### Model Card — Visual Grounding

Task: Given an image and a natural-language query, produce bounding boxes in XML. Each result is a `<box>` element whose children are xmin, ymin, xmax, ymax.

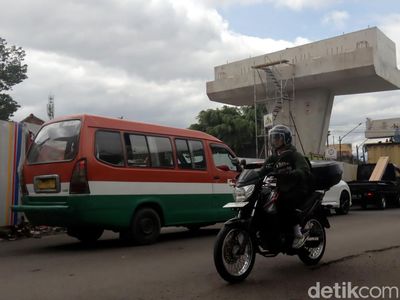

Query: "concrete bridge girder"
<box><xmin>206</xmin><ymin>27</ymin><xmax>400</xmax><ymax>156</ymax></box>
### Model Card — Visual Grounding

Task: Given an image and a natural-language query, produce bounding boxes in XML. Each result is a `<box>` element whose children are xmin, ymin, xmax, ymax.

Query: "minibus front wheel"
<box><xmin>121</xmin><ymin>207</ymin><xmax>161</xmax><ymax>245</ymax></box>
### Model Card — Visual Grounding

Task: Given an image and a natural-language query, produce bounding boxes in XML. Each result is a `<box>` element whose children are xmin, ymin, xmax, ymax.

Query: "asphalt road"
<box><xmin>1</xmin><ymin>208</ymin><xmax>400</xmax><ymax>300</ymax></box>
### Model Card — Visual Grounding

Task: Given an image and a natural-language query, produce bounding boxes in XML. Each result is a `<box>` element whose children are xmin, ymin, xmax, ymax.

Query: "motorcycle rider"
<box><xmin>258</xmin><ymin>125</ymin><xmax>313</xmax><ymax>248</ymax></box>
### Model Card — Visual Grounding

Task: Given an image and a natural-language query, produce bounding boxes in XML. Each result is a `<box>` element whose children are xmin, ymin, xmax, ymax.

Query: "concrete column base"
<box><xmin>274</xmin><ymin>89</ymin><xmax>333</xmax><ymax>156</ymax></box>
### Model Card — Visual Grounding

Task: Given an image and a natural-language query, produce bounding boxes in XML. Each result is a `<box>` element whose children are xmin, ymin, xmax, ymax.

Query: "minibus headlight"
<box><xmin>234</xmin><ymin>185</ymin><xmax>255</xmax><ymax>202</ymax></box>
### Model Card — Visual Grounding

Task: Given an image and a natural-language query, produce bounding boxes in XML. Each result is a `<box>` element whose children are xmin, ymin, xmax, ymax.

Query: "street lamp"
<box><xmin>356</xmin><ymin>138</ymin><xmax>369</xmax><ymax>164</ymax></box>
<box><xmin>326</xmin><ymin>130</ymin><xmax>331</xmax><ymax>147</ymax></box>
<box><xmin>339</xmin><ymin>122</ymin><xmax>362</xmax><ymax>161</ymax></box>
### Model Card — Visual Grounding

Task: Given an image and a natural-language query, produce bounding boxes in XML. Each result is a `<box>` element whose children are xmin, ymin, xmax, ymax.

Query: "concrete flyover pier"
<box><xmin>206</xmin><ymin>27</ymin><xmax>400</xmax><ymax>156</ymax></box>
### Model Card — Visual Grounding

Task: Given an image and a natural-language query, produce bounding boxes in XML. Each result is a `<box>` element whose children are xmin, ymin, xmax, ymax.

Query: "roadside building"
<box><xmin>365</xmin><ymin>142</ymin><xmax>400</xmax><ymax>166</ymax></box>
<box><xmin>328</xmin><ymin>143</ymin><xmax>353</xmax><ymax>162</ymax></box>
<box><xmin>0</xmin><ymin>114</ymin><xmax>44</xmax><ymax>226</ymax></box>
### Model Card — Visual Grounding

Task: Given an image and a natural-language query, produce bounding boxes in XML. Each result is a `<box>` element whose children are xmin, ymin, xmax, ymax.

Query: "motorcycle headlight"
<box><xmin>234</xmin><ymin>185</ymin><xmax>255</xmax><ymax>202</ymax></box>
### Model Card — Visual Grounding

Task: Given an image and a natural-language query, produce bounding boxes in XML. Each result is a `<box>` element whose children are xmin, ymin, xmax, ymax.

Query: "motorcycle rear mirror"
<box><xmin>240</xmin><ymin>159</ymin><xmax>247</xmax><ymax>168</ymax></box>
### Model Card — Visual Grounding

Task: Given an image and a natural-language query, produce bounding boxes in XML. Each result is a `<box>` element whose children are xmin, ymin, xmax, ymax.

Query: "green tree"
<box><xmin>0</xmin><ymin>37</ymin><xmax>28</xmax><ymax>121</ymax></box>
<box><xmin>189</xmin><ymin>105</ymin><xmax>257</xmax><ymax>157</ymax></box>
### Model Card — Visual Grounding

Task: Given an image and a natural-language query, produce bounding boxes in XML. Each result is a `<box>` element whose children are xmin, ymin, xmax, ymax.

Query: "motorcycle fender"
<box><xmin>319</xmin><ymin>214</ymin><xmax>330</xmax><ymax>229</ymax></box>
<box><xmin>223</xmin><ymin>202</ymin><xmax>249</xmax><ymax>208</ymax></box>
<box><xmin>224</xmin><ymin>217</ymin><xmax>250</xmax><ymax>228</ymax></box>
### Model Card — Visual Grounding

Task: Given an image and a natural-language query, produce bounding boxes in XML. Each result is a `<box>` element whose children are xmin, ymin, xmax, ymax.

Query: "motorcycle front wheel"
<box><xmin>213</xmin><ymin>225</ymin><xmax>256</xmax><ymax>283</ymax></box>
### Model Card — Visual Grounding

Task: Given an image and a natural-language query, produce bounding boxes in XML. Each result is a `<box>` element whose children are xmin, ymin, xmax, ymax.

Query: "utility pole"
<box><xmin>356</xmin><ymin>145</ymin><xmax>359</xmax><ymax>164</ymax></box>
<box><xmin>326</xmin><ymin>130</ymin><xmax>330</xmax><ymax>147</ymax></box>
<box><xmin>47</xmin><ymin>94</ymin><xmax>55</xmax><ymax>120</ymax></box>
<box><xmin>338</xmin><ymin>122</ymin><xmax>362</xmax><ymax>161</ymax></box>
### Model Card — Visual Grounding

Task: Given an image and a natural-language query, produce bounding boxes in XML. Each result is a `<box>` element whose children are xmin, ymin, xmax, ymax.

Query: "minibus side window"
<box><xmin>211</xmin><ymin>145</ymin><xmax>237</xmax><ymax>171</ymax></box>
<box><xmin>189</xmin><ymin>140</ymin><xmax>206</xmax><ymax>170</ymax></box>
<box><xmin>147</xmin><ymin>136</ymin><xmax>174</xmax><ymax>168</ymax></box>
<box><xmin>175</xmin><ymin>139</ymin><xmax>192</xmax><ymax>169</ymax></box>
<box><xmin>175</xmin><ymin>139</ymin><xmax>206</xmax><ymax>170</ymax></box>
<box><xmin>95</xmin><ymin>131</ymin><xmax>124</xmax><ymax>166</ymax></box>
<box><xmin>124</xmin><ymin>134</ymin><xmax>150</xmax><ymax>167</ymax></box>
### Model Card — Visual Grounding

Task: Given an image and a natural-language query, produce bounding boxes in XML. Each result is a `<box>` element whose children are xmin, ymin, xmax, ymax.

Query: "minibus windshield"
<box><xmin>27</xmin><ymin>120</ymin><xmax>81</xmax><ymax>164</ymax></box>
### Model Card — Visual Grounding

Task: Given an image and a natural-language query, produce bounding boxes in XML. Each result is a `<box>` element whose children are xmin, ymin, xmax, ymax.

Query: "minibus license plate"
<box><xmin>35</xmin><ymin>176</ymin><xmax>58</xmax><ymax>193</ymax></box>
<box><xmin>36</xmin><ymin>178</ymin><xmax>56</xmax><ymax>191</ymax></box>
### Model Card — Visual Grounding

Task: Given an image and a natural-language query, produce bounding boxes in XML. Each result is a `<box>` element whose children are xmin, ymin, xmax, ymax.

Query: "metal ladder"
<box><xmin>252</xmin><ymin>60</ymin><xmax>289</xmax><ymax>120</ymax></box>
<box><xmin>252</xmin><ymin>59</ymin><xmax>295</xmax><ymax>158</ymax></box>
<box><xmin>264</xmin><ymin>67</ymin><xmax>287</xmax><ymax>119</ymax></box>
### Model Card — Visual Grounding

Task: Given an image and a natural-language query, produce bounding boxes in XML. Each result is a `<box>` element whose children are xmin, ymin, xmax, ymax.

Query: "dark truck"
<box><xmin>348</xmin><ymin>163</ymin><xmax>400</xmax><ymax>209</ymax></box>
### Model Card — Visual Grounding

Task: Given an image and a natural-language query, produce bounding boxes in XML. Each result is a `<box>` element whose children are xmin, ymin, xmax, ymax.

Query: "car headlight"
<box><xmin>234</xmin><ymin>185</ymin><xmax>255</xmax><ymax>202</ymax></box>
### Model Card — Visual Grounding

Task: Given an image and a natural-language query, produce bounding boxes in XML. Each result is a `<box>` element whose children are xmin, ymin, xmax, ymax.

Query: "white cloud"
<box><xmin>379</xmin><ymin>14</ymin><xmax>400</xmax><ymax>67</ymax></box>
<box><xmin>10</xmin><ymin>49</ymin><xmax>218</xmax><ymax>126</ymax></box>
<box><xmin>201</xmin><ymin>0</ymin><xmax>337</xmax><ymax>10</ymax></box>
<box><xmin>2</xmin><ymin>0</ymin><xmax>400</xmax><ymax>151</ymax></box>
<box><xmin>329</xmin><ymin>91</ymin><xmax>400</xmax><ymax>146</ymax></box>
<box><xmin>322</xmin><ymin>10</ymin><xmax>349</xmax><ymax>28</ymax></box>
<box><xmin>1</xmin><ymin>0</ymin><xmax>308</xmax><ymax>128</ymax></box>
<box><xmin>275</xmin><ymin>0</ymin><xmax>337</xmax><ymax>10</ymax></box>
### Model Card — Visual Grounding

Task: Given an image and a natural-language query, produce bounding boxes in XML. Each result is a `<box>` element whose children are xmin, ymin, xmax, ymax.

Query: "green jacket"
<box><xmin>259</xmin><ymin>145</ymin><xmax>312</xmax><ymax>194</ymax></box>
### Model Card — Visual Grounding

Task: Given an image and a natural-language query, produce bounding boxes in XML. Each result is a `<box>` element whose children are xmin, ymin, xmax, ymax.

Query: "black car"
<box><xmin>348</xmin><ymin>163</ymin><xmax>400</xmax><ymax>209</ymax></box>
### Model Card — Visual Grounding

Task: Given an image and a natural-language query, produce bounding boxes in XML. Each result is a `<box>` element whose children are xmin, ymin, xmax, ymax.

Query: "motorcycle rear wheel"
<box><xmin>213</xmin><ymin>225</ymin><xmax>256</xmax><ymax>283</ymax></box>
<box><xmin>298</xmin><ymin>218</ymin><xmax>326</xmax><ymax>265</ymax></box>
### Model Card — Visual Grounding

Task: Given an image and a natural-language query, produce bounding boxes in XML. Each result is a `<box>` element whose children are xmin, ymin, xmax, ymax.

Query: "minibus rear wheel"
<box><xmin>130</xmin><ymin>207</ymin><xmax>161</xmax><ymax>245</ymax></box>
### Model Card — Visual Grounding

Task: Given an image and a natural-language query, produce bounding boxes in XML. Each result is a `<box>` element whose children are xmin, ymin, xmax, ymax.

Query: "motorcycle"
<box><xmin>214</xmin><ymin>161</ymin><xmax>341</xmax><ymax>283</ymax></box>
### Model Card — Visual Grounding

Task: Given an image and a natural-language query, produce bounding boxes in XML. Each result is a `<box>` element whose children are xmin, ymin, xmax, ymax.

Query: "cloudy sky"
<box><xmin>1</xmin><ymin>0</ymin><xmax>400</xmax><ymax>147</ymax></box>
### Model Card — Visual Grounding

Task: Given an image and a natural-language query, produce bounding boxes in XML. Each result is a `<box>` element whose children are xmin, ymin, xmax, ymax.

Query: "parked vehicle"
<box><xmin>348</xmin><ymin>163</ymin><xmax>400</xmax><ymax>209</ymax></box>
<box><xmin>321</xmin><ymin>180</ymin><xmax>352</xmax><ymax>215</ymax></box>
<box><xmin>13</xmin><ymin>114</ymin><xmax>241</xmax><ymax>244</ymax></box>
<box><xmin>213</xmin><ymin>160</ymin><xmax>341</xmax><ymax>283</ymax></box>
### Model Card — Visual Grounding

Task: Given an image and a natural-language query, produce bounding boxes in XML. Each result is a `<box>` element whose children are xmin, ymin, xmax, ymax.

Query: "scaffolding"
<box><xmin>252</xmin><ymin>59</ymin><xmax>296</xmax><ymax>158</ymax></box>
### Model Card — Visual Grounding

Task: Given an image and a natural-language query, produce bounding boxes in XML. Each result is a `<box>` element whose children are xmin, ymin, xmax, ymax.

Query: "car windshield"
<box><xmin>27</xmin><ymin>120</ymin><xmax>81</xmax><ymax>164</ymax></box>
